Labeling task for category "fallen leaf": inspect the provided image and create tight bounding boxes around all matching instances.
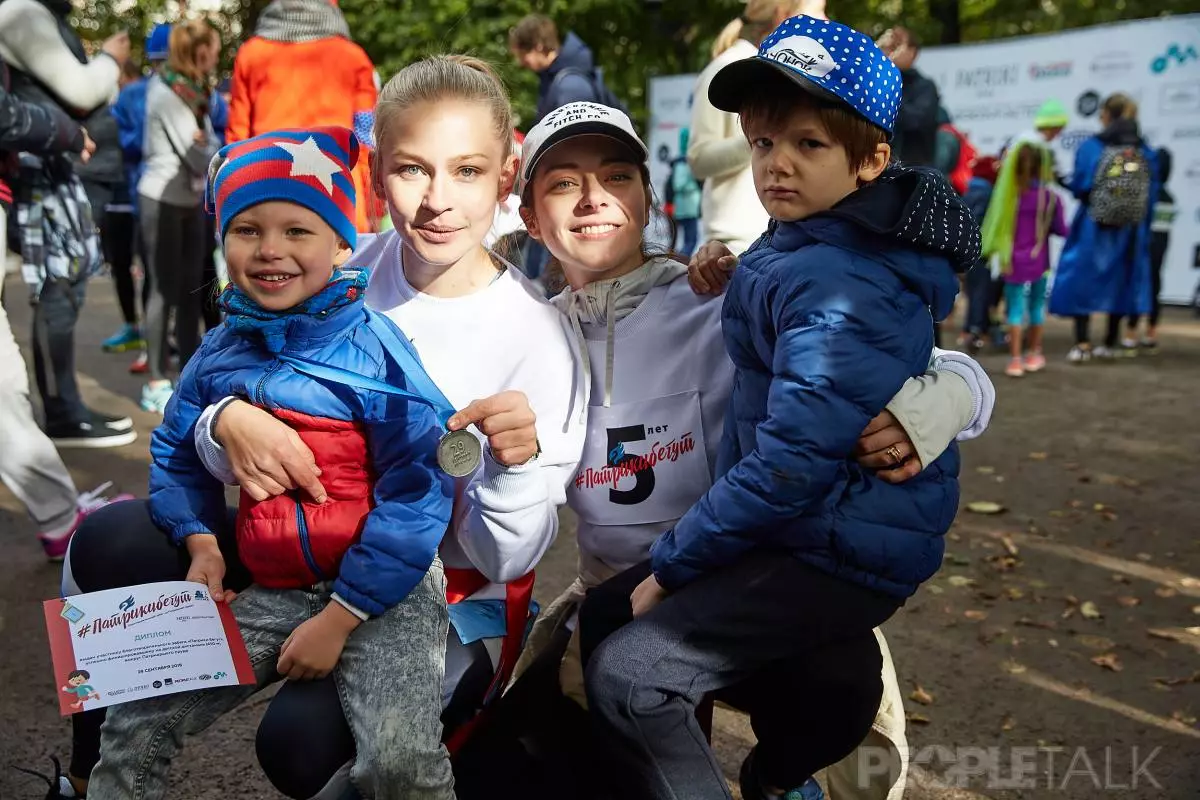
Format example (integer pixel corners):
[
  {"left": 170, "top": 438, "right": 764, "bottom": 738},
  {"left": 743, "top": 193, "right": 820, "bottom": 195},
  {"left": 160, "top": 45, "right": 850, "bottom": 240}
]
[
  {"left": 1154, "top": 672, "right": 1200, "bottom": 688},
  {"left": 926, "top": 584, "right": 945, "bottom": 595},
  {"left": 1006, "top": 587, "right": 1025, "bottom": 601},
  {"left": 1136, "top": 553, "right": 1153, "bottom": 562},
  {"left": 1181, "top": 577, "right": 1200, "bottom": 589},
  {"left": 1001, "top": 535, "right": 1019, "bottom": 556},
  {"left": 1049, "top": 510, "right": 1067, "bottom": 518},
  {"left": 1002, "top": 660, "right": 1028, "bottom": 674},
  {"left": 1075, "top": 634, "right": 1116, "bottom": 651},
  {"left": 967, "top": 501, "right": 1006, "bottom": 515},
  {"left": 945, "top": 554, "right": 972, "bottom": 566},
  {"left": 1171, "top": 710, "right": 1197, "bottom": 725},
  {"left": 1016, "top": 617, "right": 1056, "bottom": 630},
  {"left": 1193, "top": 606, "right": 1200, "bottom": 616},
  {"left": 1080, "top": 601, "right": 1103, "bottom": 620},
  {"left": 1048, "top": 638, "right": 1059, "bottom": 647},
  {"left": 1101, "top": 511, "right": 1119, "bottom": 522},
  {"left": 1093, "top": 503, "right": 1108, "bottom": 512},
  {"left": 964, "top": 610, "right": 989, "bottom": 621},
  {"left": 1001, "top": 714, "right": 1017, "bottom": 730},
  {"left": 948, "top": 532, "right": 962, "bottom": 542},
  {"left": 1091, "top": 653, "right": 1123, "bottom": 672},
  {"left": 995, "top": 476, "right": 1006, "bottom": 483},
  {"left": 1188, "top": 626, "right": 1200, "bottom": 636},
  {"left": 976, "top": 466, "right": 996, "bottom": 475},
  {"left": 1063, "top": 462, "right": 1080, "bottom": 471},
  {"left": 907, "top": 712, "right": 931, "bottom": 725},
  {"left": 1062, "top": 606, "right": 1077, "bottom": 620},
  {"left": 1117, "top": 596, "right": 1140, "bottom": 608},
  {"left": 1156, "top": 587, "right": 1178, "bottom": 599},
  {"left": 1068, "top": 500, "right": 1083, "bottom": 509},
  {"left": 1112, "top": 574, "right": 1132, "bottom": 584},
  {"left": 948, "top": 575, "right": 976, "bottom": 588},
  {"left": 910, "top": 685, "right": 935, "bottom": 705},
  {"left": 1028, "top": 452, "right": 1048, "bottom": 460}
]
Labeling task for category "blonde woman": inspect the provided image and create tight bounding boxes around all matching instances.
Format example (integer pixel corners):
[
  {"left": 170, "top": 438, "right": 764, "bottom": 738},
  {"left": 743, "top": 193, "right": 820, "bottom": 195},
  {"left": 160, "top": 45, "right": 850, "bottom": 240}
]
[
  {"left": 687, "top": 1, "right": 826, "bottom": 254},
  {"left": 138, "top": 20, "right": 221, "bottom": 414}
]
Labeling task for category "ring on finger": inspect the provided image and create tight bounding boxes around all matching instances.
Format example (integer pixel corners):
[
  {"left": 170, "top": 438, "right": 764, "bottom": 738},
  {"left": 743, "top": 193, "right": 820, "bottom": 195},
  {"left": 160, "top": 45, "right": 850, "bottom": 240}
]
[{"left": 886, "top": 445, "right": 903, "bottom": 465}]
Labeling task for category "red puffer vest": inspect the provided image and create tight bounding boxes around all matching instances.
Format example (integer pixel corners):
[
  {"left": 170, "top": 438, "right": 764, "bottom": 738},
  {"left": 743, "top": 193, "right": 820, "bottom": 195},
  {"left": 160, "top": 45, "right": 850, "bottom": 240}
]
[{"left": 236, "top": 407, "right": 375, "bottom": 587}]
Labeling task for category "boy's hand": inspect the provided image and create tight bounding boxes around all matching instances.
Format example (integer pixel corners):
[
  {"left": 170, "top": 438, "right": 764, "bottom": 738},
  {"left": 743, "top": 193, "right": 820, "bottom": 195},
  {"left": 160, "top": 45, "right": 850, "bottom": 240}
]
[
  {"left": 688, "top": 240, "right": 736, "bottom": 295},
  {"left": 630, "top": 574, "right": 669, "bottom": 617},
  {"left": 277, "top": 604, "right": 360, "bottom": 681},
  {"left": 185, "top": 534, "right": 236, "bottom": 603},
  {"left": 855, "top": 410, "right": 922, "bottom": 484},
  {"left": 447, "top": 391, "right": 538, "bottom": 467}
]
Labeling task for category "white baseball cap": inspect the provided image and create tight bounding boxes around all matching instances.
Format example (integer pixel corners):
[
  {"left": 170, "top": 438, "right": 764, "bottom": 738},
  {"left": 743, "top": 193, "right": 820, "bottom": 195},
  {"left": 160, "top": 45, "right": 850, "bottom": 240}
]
[{"left": 518, "top": 102, "right": 648, "bottom": 198}]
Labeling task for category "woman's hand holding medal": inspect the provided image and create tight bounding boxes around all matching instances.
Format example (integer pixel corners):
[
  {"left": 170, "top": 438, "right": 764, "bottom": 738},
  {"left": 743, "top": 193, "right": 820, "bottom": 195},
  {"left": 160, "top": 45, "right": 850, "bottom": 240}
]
[{"left": 446, "top": 391, "right": 539, "bottom": 469}]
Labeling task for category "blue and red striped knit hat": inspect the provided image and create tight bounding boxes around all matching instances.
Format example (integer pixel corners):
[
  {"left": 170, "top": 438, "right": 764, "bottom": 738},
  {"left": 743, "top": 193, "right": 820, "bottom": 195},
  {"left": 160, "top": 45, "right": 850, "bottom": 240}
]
[{"left": 207, "top": 126, "right": 359, "bottom": 249}]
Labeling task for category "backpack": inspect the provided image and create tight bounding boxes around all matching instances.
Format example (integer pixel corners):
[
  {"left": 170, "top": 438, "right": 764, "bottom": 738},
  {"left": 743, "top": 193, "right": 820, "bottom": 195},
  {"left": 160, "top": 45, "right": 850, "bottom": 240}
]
[
  {"left": 552, "top": 66, "right": 629, "bottom": 117},
  {"left": 1088, "top": 145, "right": 1151, "bottom": 227},
  {"left": 938, "top": 123, "right": 976, "bottom": 195}
]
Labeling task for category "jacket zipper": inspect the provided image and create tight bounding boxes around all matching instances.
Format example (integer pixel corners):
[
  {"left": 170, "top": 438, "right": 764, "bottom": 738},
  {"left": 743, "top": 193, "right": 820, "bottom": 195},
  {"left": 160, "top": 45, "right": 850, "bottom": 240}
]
[
  {"left": 254, "top": 360, "right": 282, "bottom": 406},
  {"left": 294, "top": 496, "right": 324, "bottom": 582}
]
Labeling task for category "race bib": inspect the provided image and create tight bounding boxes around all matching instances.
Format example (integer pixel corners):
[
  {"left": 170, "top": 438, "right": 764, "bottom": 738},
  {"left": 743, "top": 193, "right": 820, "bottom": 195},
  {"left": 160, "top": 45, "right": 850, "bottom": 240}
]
[{"left": 569, "top": 391, "right": 711, "bottom": 526}]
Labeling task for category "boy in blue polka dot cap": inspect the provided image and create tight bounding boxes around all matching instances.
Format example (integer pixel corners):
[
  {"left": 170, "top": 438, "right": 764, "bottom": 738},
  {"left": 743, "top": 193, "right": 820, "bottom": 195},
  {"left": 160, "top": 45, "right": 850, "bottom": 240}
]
[{"left": 584, "top": 16, "right": 982, "bottom": 800}]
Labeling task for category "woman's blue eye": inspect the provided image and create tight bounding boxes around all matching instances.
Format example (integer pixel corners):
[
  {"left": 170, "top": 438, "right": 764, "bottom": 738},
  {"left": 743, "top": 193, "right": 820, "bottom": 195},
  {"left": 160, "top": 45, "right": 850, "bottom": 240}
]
[
  {"left": 399, "top": 165, "right": 422, "bottom": 176},
  {"left": 459, "top": 166, "right": 481, "bottom": 178}
]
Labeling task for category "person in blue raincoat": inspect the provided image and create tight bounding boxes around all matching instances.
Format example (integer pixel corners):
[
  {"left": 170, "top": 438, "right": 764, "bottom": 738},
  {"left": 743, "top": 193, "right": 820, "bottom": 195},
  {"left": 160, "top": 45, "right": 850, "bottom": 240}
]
[{"left": 1049, "top": 92, "right": 1157, "bottom": 362}]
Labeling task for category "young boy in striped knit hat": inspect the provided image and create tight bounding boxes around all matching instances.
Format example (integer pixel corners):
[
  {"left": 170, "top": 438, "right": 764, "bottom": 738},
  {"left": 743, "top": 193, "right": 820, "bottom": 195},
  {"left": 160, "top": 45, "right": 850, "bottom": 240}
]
[{"left": 87, "top": 126, "right": 458, "bottom": 800}]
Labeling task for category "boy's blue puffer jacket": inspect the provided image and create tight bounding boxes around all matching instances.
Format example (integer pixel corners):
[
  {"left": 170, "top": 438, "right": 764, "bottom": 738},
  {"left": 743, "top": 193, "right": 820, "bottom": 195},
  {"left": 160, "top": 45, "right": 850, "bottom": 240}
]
[
  {"left": 650, "top": 167, "right": 980, "bottom": 599},
  {"left": 149, "top": 296, "right": 453, "bottom": 617}
]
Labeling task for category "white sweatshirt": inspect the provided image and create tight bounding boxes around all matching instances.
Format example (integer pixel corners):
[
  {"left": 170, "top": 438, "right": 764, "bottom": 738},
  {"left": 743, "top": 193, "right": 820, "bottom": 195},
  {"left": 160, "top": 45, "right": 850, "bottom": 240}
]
[
  {"left": 138, "top": 76, "right": 218, "bottom": 208},
  {"left": 196, "top": 231, "right": 587, "bottom": 600},
  {"left": 687, "top": 39, "right": 769, "bottom": 255},
  {"left": 0, "top": 0, "right": 118, "bottom": 114},
  {"left": 554, "top": 261, "right": 994, "bottom": 579}
]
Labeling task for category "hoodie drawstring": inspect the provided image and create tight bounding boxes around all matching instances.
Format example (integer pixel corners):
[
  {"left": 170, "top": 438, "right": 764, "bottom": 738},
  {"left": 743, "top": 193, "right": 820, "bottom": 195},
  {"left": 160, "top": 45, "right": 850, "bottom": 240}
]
[{"left": 566, "top": 284, "right": 618, "bottom": 418}]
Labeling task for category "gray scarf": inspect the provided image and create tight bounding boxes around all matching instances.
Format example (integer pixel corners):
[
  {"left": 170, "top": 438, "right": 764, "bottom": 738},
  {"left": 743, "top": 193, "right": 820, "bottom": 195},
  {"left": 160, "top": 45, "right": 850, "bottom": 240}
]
[{"left": 255, "top": 0, "right": 350, "bottom": 43}]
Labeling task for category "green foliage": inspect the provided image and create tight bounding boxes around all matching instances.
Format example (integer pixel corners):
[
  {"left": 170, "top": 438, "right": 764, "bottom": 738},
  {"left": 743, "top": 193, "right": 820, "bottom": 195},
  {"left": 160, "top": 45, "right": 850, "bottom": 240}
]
[{"left": 71, "top": 0, "right": 1191, "bottom": 130}]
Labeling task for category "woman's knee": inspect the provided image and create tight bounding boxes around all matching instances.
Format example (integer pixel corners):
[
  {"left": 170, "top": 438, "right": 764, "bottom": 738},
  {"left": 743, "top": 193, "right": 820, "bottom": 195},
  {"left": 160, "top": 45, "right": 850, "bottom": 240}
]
[
  {"left": 67, "top": 500, "right": 178, "bottom": 592},
  {"left": 582, "top": 629, "right": 645, "bottom": 718},
  {"left": 257, "top": 679, "right": 354, "bottom": 800}
]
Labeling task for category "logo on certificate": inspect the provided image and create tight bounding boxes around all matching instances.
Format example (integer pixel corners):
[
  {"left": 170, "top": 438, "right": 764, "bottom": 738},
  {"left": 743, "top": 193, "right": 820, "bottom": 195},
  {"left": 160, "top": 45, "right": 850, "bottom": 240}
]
[{"left": 60, "top": 603, "right": 86, "bottom": 624}]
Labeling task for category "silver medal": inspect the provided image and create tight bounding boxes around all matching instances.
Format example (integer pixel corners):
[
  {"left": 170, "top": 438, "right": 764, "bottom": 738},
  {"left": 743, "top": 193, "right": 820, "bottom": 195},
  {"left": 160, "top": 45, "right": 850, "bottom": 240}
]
[{"left": 437, "top": 429, "right": 482, "bottom": 478}]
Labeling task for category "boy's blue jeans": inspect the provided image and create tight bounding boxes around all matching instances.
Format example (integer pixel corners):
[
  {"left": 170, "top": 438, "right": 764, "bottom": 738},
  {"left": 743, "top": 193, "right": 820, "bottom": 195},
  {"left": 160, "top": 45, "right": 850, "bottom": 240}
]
[
  {"left": 581, "top": 552, "right": 901, "bottom": 800},
  {"left": 87, "top": 564, "right": 453, "bottom": 800}
]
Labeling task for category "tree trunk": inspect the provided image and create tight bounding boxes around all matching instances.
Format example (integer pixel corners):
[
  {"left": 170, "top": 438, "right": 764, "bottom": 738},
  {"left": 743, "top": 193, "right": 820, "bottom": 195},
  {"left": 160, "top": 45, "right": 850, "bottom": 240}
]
[{"left": 930, "top": 0, "right": 961, "bottom": 44}]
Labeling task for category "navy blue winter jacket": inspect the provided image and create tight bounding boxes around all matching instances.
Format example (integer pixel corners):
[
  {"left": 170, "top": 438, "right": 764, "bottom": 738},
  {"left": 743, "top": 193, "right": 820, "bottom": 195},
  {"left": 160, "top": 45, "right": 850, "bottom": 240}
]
[
  {"left": 535, "top": 32, "right": 599, "bottom": 123},
  {"left": 650, "top": 167, "right": 981, "bottom": 599}
]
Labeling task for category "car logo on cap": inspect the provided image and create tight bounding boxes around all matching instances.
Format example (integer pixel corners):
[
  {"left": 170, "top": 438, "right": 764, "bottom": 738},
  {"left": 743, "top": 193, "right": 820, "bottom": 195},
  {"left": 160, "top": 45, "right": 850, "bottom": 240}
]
[{"left": 765, "top": 36, "right": 840, "bottom": 80}]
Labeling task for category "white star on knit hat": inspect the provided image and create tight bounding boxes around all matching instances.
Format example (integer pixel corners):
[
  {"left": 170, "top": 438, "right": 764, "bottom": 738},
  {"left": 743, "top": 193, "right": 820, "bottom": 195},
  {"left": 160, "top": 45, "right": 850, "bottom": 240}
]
[{"left": 276, "top": 136, "right": 341, "bottom": 195}]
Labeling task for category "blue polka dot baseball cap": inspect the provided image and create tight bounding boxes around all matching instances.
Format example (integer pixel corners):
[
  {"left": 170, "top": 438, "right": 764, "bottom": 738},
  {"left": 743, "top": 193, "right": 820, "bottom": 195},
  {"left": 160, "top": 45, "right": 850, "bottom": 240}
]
[{"left": 708, "top": 15, "right": 902, "bottom": 137}]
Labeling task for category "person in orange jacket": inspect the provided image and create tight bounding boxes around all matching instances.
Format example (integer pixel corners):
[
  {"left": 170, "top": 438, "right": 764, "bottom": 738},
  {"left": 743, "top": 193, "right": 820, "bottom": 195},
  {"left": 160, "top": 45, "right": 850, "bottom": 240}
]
[{"left": 228, "top": 0, "right": 381, "bottom": 231}]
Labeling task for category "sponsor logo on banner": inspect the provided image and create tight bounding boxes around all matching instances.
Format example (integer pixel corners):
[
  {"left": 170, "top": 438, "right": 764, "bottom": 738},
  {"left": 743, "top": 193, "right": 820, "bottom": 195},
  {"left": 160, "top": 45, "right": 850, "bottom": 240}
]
[
  {"left": 952, "top": 101, "right": 1043, "bottom": 124},
  {"left": 1029, "top": 61, "right": 1072, "bottom": 80},
  {"left": 1090, "top": 51, "right": 1133, "bottom": 76},
  {"left": 955, "top": 64, "right": 1020, "bottom": 94},
  {"left": 1150, "top": 43, "right": 1198, "bottom": 74},
  {"left": 1077, "top": 90, "right": 1101, "bottom": 117},
  {"left": 1184, "top": 160, "right": 1200, "bottom": 181},
  {"left": 1160, "top": 82, "right": 1200, "bottom": 115}
]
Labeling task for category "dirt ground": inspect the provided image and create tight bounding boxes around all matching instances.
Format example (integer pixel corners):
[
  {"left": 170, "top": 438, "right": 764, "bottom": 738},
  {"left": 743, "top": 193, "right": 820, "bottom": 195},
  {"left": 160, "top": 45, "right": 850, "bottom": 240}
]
[{"left": 2, "top": 271, "right": 1198, "bottom": 799}]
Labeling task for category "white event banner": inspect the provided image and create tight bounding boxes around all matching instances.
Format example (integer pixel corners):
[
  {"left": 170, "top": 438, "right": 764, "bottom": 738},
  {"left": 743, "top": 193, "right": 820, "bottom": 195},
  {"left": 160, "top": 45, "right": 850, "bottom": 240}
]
[{"left": 919, "top": 14, "right": 1200, "bottom": 304}]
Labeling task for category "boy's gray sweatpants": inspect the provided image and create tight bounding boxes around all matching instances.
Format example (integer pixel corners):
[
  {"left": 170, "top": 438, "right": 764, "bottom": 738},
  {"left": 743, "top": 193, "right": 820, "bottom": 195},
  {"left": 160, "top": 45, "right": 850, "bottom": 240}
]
[
  {"left": 88, "top": 562, "right": 454, "bottom": 800},
  {"left": 0, "top": 206, "right": 79, "bottom": 532}
]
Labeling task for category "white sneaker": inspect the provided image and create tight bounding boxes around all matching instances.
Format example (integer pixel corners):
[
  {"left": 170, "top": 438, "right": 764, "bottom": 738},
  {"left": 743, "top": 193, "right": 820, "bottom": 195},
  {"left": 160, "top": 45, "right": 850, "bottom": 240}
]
[
  {"left": 1093, "top": 345, "right": 1115, "bottom": 360},
  {"left": 1067, "top": 345, "right": 1092, "bottom": 364}
]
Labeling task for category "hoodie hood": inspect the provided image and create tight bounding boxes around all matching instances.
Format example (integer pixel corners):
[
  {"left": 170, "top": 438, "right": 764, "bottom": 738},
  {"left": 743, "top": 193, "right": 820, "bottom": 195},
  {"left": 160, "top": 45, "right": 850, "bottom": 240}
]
[
  {"left": 775, "top": 165, "right": 978, "bottom": 320},
  {"left": 1098, "top": 117, "right": 1141, "bottom": 146},
  {"left": 255, "top": 0, "right": 350, "bottom": 43},
  {"left": 544, "top": 32, "right": 595, "bottom": 79}
]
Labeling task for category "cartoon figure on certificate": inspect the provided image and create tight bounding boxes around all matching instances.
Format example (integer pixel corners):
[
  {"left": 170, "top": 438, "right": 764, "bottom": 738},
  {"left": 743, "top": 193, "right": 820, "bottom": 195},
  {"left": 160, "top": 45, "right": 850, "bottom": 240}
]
[{"left": 62, "top": 669, "right": 101, "bottom": 709}]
